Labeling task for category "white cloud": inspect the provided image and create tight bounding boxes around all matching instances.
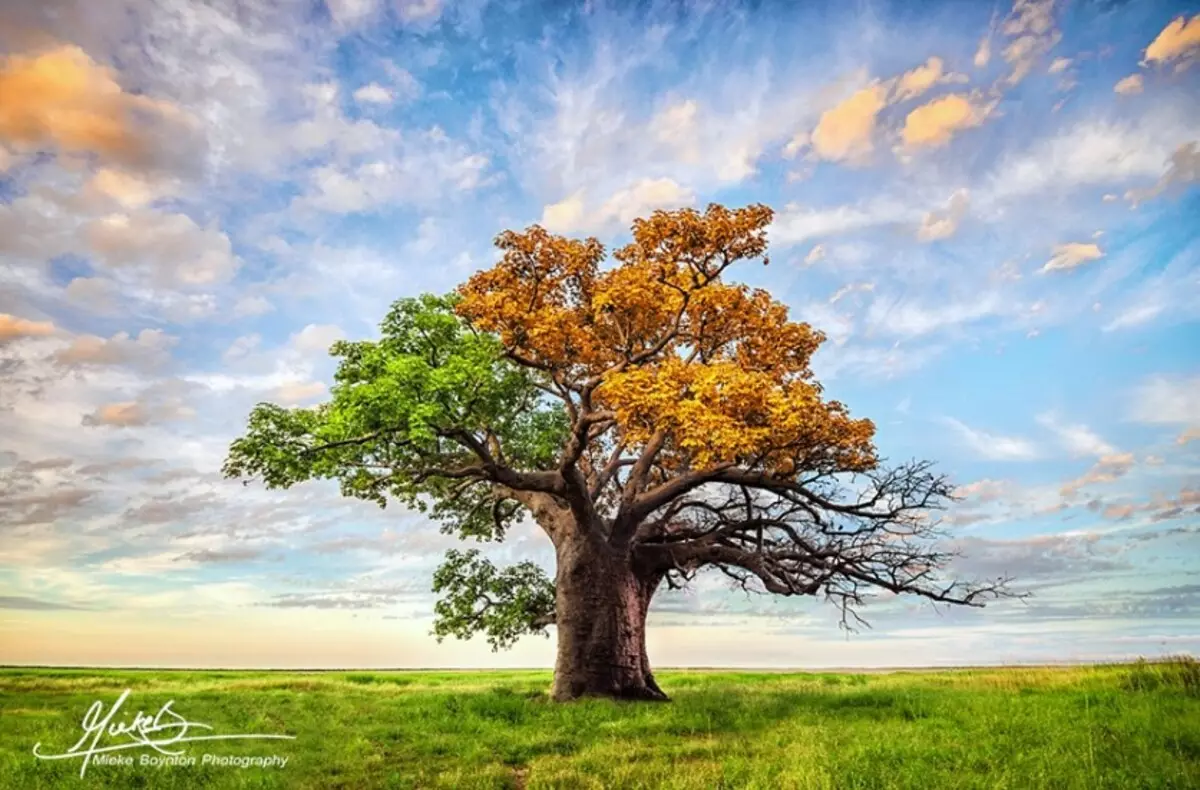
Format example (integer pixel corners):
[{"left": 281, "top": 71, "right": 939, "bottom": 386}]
[
  {"left": 540, "top": 178, "right": 694, "bottom": 235},
  {"left": 1102, "top": 300, "right": 1165, "bottom": 332},
  {"left": 272, "top": 381, "right": 328, "bottom": 404},
  {"left": 650, "top": 100, "right": 699, "bottom": 158},
  {"left": 770, "top": 199, "right": 919, "bottom": 247},
  {"left": 291, "top": 324, "right": 346, "bottom": 355},
  {"left": 811, "top": 340, "right": 947, "bottom": 382},
  {"left": 998, "top": 0, "right": 1062, "bottom": 85},
  {"left": 1125, "top": 141, "right": 1200, "bottom": 206},
  {"left": 944, "top": 417, "right": 1039, "bottom": 461},
  {"left": 954, "top": 479, "right": 1011, "bottom": 502},
  {"left": 0, "top": 183, "right": 93, "bottom": 266},
  {"left": 916, "top": 189, "right": 969, "bottom": 242},
  {"left": 290, "top": 83, "right": 396, "bottom": 157},
  {"left": 1035, "top": 413, "right": 1115, "bottom": 457},
  {"left": 327, "top": 0, "right": 379, "bottom": 28},
  {"left": 395, "top": 0, "right": 443, "bottom": 24},
  {"left": 1130, "top": 375, "right": 1200, "bottom": 425},
  {"left": 222, "top": 334, "right": 262, "bottom": 363},
  {"left": 828, "top": 282, "right": 874, "bottom": 305},
  {"left": 865, "top": 292, "right": 1004, "bottom": 337},
  {"left": 54, "top": 329, "right": 178, "bottom": 370},
  {"left": 382, "top": 64, "right": 420, "bottom": 100},
  {"left": 64, "top": 278, "right": 121, "bottom": 315},
  {"left": 986, "top": 115, "right": 1193, "bottom": 204},
  {"left": 599, "top": 178, "right": 694, "bottom": 227},
  {"left": 494, "top": 19, "right": 830, "bottom": 218},
  {"left": 85, "top": 168, "right": 179, "bottom": 208},
  {"left": 781, "top": 130, "right": 809, "bottom": 160},
  {"left": 541, "top": 192, "right": 586, "bottom": 233},
  {"left": 233, "top": 295, "right": 274, "bottom": 317},
  {"left": 291, "top": 125, "right": 491, "bottom": 215},
  {"left": 85, "top": 210, "right": 239, "bottom": 287},
  {"left": 974, "top": 33, "right": 992, "bottom": 67},
  {"left": 796, "top": 301, "right": 855, "bottom": 346},
  {"left": 353, "top": 83, "right": 394, "bottom": 104}
]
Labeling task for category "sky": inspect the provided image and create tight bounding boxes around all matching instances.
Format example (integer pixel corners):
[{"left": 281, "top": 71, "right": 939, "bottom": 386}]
[{"left": 0, "top": 0, "right": 1198, "bottom": 670}]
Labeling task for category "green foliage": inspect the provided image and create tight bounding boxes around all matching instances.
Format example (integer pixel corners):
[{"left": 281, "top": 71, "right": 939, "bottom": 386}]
[
  {"left": 3, "top": 665, "right": 1198, "bottom": 789},
  {"left": 223, "top": 293, "right": 568, "bottom": 543},
  {"left": 431, "top": 549, "right": 556, "bottom": 651}
]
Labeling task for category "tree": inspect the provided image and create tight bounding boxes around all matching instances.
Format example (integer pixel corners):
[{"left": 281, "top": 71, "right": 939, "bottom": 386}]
[{"left": 224, "top": 203, "right": 1015, "bottom": 702}]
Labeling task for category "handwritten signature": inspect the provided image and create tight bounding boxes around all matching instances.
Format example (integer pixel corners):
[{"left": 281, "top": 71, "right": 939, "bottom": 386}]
[{"left": 32, "top": 688, "right": 295, "bottom": 778}]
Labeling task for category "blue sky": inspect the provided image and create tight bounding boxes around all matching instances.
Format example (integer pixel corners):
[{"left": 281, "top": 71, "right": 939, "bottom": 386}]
[{"left": 0, "top": 0, "right": 1197, "bottom": 668}]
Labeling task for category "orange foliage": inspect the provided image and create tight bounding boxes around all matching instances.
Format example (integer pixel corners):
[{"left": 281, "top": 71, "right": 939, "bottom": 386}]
[{"left": 456, "top": 203, "right": 877, "bottom": 475}]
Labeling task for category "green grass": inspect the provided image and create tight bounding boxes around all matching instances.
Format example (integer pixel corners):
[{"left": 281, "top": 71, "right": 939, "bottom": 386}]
[{"left": 2, "top": 658, "right": 1198, "bottom": 789}]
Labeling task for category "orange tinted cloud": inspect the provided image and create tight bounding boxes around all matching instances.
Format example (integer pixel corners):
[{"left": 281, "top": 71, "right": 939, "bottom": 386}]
[
  {"left": 0, "top": 45, "right": 192, "bottom": 171},
  {"left": 999, "top": 0, "right": 1062, "bottom": 85},
  {"left": 1113, "top": 74, "right": 1144, "bottom": 95},
  {"left": 1039, "top": 242, "right": 1104, "bottom": 273},
  {"left": 0, "top": 313, "right": 55, "bottom": 344},
  {"left": 893, "top": 57, "right": 950, "bottom": 102},
  {"left": 810, "top": 83, "right": 889, "bottom": 163},
  {"left": 81, "top": 398, "right": 194, "bottom": 428},
  {"left": 901, "top": 94, "right": 992, "bottom": 149},
  {"left": 1144, "top": 14, "right": 1200, "bottom": 66}
]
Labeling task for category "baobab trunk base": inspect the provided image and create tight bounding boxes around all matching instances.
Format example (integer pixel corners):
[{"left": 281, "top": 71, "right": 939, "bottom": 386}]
[
  {"left": 550, "top": 641, "right": 670, "bottom": 701},
  {"left": 551, "top": 675, "right": 670, "bottom": 702},
  {"left": 551, "top": 539, "right": 667, "bottom": 702}
]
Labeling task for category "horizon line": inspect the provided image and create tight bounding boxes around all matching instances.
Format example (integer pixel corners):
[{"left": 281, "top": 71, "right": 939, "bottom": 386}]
[{"left": 3, "top": 656, "right": 1193, "bottom": 673}]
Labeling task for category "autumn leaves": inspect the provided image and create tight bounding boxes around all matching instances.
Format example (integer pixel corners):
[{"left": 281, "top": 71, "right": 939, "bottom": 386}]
[{"left": 455, "top": 203, "right": 877, "bottom": 477}]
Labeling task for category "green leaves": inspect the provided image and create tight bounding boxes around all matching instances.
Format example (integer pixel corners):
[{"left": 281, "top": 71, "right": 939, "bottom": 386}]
[
  {"left": 223, "top": 293, "right": 569, "bottom": 533},
  {"left": 223, "top": 294, "right": 569, "bottom": 647},
  {"left": 431, "top": 549, "right": 556, "bottom": 651}
]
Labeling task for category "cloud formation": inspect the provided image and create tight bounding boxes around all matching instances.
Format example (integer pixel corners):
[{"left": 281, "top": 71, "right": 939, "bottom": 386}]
[
  {"left": 945, "top": 417, "right": 1039, "bottom": 461},
  {"left": 0, "top": 314, "right": 55, "bottom": 345},
  {"left": 998, "top": 0, "right": 1062, "bottom": 85},
  {"left": 1039, "top": 242, "right": 1103, "bottom": 273},
  {"left": 810, "top": 83, "right": 890, "bottom": 164},
  {"left": 901, "top": 94, "right": 993, "bottom": 150},
  {"left": 0, "top": 0, "right": 1196, "bottom": 669},
  {"left": 1143, "top": 14, "right": 1200, "bottom": 68},
  {"left": 917, "top": 189, "right": 970, "bottom": 241},
  {"left": 53, "top": 329, "right": 177, "bottom": 369},
  {"left": 541, "top": 178, "right": 694, "bottom": 234},
  {"left": 1113, "top": 74, "right": 1143, "bottom": 95},
  {"left": 0, "top": 44, "right": 199, "bottom": 173}
]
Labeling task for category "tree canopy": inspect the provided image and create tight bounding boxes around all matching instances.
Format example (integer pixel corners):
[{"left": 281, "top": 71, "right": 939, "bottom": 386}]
[{"left": 225, "top": 203, "right": 1013, "bottom": 693}]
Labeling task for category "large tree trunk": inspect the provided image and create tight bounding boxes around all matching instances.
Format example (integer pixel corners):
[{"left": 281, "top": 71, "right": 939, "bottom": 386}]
[{"left": 551, "top": 535, "right": 666, "bottom": 701}]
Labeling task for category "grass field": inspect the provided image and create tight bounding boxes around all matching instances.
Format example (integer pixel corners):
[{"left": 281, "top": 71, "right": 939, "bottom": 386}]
[{"left": 2, "top": 659, "right": 1198, "bottom": 789}]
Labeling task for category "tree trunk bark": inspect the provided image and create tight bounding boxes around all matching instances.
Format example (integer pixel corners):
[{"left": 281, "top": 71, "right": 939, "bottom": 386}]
[{"left": 551, "top": 536, "right": 667, "bottom": 701}]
